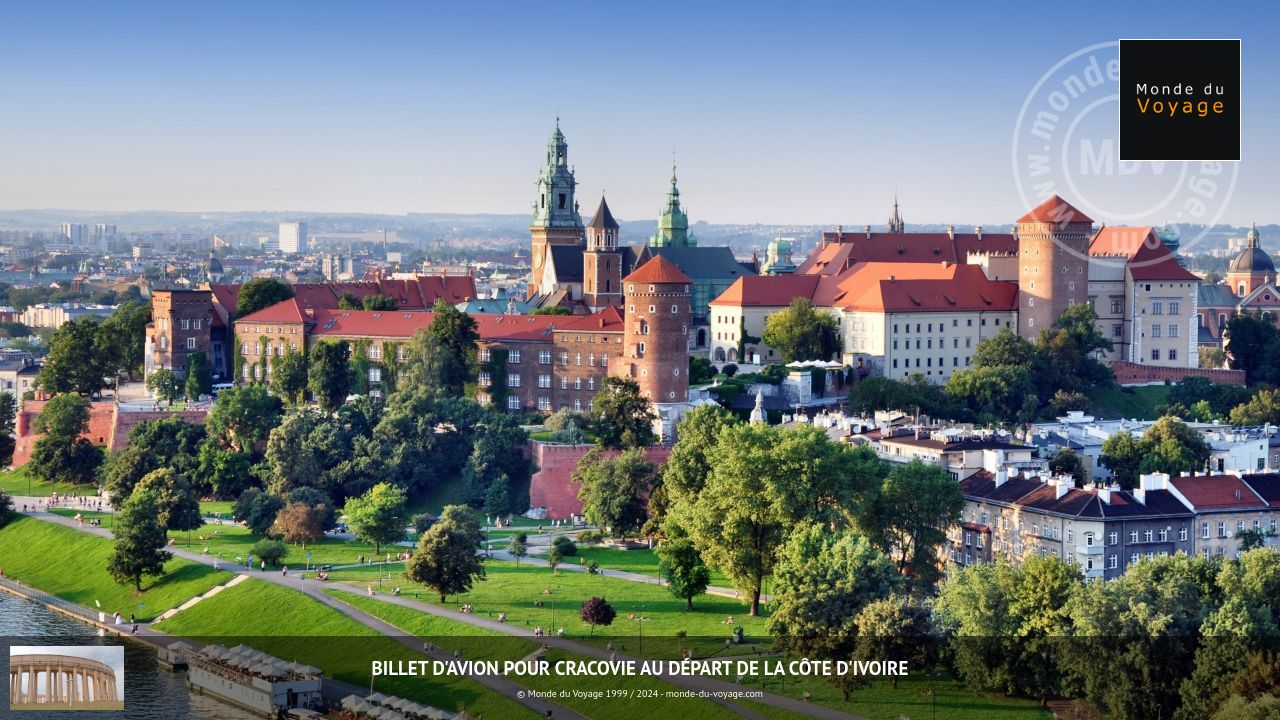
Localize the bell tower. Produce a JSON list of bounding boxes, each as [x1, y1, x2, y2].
[[529, 119, 586, 298], [650, 161, 695, 248], [583, 196, 622, 309]]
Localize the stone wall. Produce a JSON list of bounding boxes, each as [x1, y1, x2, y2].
[[527, 441, 672, 519], [1109, 361, 1246, 386], [11, 401, 207, 468]]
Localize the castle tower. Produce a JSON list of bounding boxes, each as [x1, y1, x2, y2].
[[529, 119, 585, 298], [1226, 223, 1274, 298], [1016, 195, 1094, 338], [612, 256, 692, 439], [887, 193, 904, 233], [583, 196, 623, 309], [650, 162, 696, 248]]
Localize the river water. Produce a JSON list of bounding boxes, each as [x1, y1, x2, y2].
[[1, 592, 258, 719]]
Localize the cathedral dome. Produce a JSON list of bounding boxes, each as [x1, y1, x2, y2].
[[1229, 224, 1274, 275]]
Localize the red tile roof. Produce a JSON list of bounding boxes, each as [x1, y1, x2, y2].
[[235, 298, 310, 324], [1018, 195, 1093, 224], [801, 232, 1017, 275], [211, 276, 477, 316], [709, 275, 822, 307], [1088, 227, 1198, 281], [1170, 474, 1267, 510], [624, 256, 692, 284], [557, 306, 625, 332], [811, 262, 1018, 313]]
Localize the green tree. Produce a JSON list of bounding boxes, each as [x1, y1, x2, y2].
[[858, 459, 963, 588], [574, 447, 654, 537], [250, 538, 288, 567], [308, 341, 352, 412], [134, 468, 202, 534], [530, 305, 570, 316], [205, 385, 283, 454], [197, 444, 255, 499], [1139, 415, 1212, 477], [1048, 448, 1087, 485], [946, 364, 1038, 423], [269, 345, 309, 406], [662, 404, 737, 505], [362, 294, 398, 311], [236, 278, 294, 318], [1230, 389, 1280, 426], [404, 504, 486, 602], [655, 537, 711, 610], [761, 297, 839, 362], [0, 490, 14, 528], [590, 376, 656, 450], [1100, 430, 1145, 489], [184, 351, 213, 400], [30, 393, 102, 486], [107, 488, 172, 592], [579, 596, 616, 636], [0, 391, 15, 467], [147, 369, 180, 405], [36, 317, 111, 394], [98, 301, 151, 378], [852, 596, 935, 690], [232, 488, 285, 536], [547, 543, 563, 574], [337, 292, 362, 310], [768, 524, 900, 677], [1037, 302, 1114, 392], [103, 417, 205, 503], [1212, 694, 1280, 720], [343, 482, 407, 555], [1226, 312, 1280, 385], [509, 533, 528, 566], [400, 298, 479, 396]]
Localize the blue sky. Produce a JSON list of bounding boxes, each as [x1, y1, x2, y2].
[[0, 1, 1274, 226]]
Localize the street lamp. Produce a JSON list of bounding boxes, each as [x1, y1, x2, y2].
[[633, 605, 648, 655]]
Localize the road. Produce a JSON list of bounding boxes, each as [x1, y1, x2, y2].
[[16, 504, 863, 720]]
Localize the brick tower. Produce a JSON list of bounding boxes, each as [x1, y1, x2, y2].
[[1016, 195, 1094, 338], [582, 196, 623, 309], [528, 119, 585, 299], [611, 256, 692, 440]]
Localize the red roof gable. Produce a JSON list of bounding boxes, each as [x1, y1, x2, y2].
[[624, 256, 691, 284], [557, 306, 625, 332], [808, 262, 1017, 313], [1018, 195, 1093, 224], [1170, 475, 1267, 510], [710, 275, 822, 307], [236, 298, 309, 324], [1088, 227, 1198, 282]]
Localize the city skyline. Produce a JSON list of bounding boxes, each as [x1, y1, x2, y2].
[[0, 1, 1275, 226]]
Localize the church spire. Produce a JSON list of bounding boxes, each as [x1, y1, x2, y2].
[[652, 157, 694, 248], [887, 191, 904, 233], [532, 119, 583, 232]]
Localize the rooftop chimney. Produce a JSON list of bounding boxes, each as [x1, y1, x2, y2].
[[947, 225, 955, 240], [975, 225, 983, 240], [1055, 480, 1070, 500], [994, 467, 1008, 487]]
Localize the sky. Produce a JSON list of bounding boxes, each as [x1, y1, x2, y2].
[[0, 1, 1275, 226]]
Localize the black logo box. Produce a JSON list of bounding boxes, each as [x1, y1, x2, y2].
[[1119, 39, 1240, 161]]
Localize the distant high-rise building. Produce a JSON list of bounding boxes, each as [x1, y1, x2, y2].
[[278, 222, 308, 254], [59, 223, 88, 247]]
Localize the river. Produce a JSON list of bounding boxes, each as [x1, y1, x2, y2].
[[1, 592, 259, 719]]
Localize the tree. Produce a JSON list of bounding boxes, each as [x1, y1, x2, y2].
[[269, 345, 308, 406], [308, 341, 352, 412], [1140, 415, 1212, 477], [590, 377, 656, 450], [530, 305, 571, 316], [1212, 695, 1280, 720], [761, 297, 839, 362], [1049, 448, 1087, 485], [184, 351, 213, 400], [574, 447, 654, 537], [1037, 303, 1114, 392], [579, 596, 616, 636], [338, 292, 362, 310], [656, 537, 710, 610], [662, 404, 737, 505], [404, 504, 486, 602], [688, 356, 715, 384], [547, 543, 563, 573], [36, 317, 111, 395], [401, 298, 479, 396], [1230, 389, 1280, 426], [343, 482, 407, 555], [1200, 346, 1228, 369], [103, 417, 206, 503], [147, 369, 180, 405], [509, 533, 528, 566], [768, 524, 900, 676], [236, 278, 294, 318], [0, 391, 15, 467], [0, 489, 14, 528], [134, 468, 202, 535], [852, 596, 935, 690], [362, 294, 398, 311], [205, 385, 283, 454], [858, 460, 963, 589], [1100, 430, 1145, 489], [250, 538, 288, 567], [1226, 312, 1280, 385], [946, 364, 1038, 423], [1236, 528, 1276, 552], [30, 393, 102, 486], [197, 444, 254, 499], [107, 489, 172, 592], [273, 501, 328, 548], [233, 488, 285, 536]]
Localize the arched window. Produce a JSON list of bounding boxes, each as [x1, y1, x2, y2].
[[714, 347, 726, 362]]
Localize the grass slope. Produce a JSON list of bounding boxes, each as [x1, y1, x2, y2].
[[0, 465, 96, 498], [1087, 383, 1171, 420], [156, 579, 536, 720], [0, 515, 232, 621]]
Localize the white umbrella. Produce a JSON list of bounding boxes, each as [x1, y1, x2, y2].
[[367, 692, 388, 703], [341, 695, 361, 711]]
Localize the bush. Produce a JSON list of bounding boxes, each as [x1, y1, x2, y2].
[[552, 535, 577, 556], [576, 530, 604, 545], [250, 539, 288, 567], [545, 408, 590, 433], [585, 560, 600, 575], [722, 363, 738, 377]]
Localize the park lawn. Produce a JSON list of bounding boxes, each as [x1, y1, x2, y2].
[[0, 465, 95, 498], [538, 545, 744, 592], [1086, 383, 1170, 420], [326, 592, 743, 720], [337, 559, 767, 660], [171, 517, 403, 568], [199, 500, 236, 517], [738, 670, 1051, 720], [156, 579, 537, 720], [0, 515, 232, 621]]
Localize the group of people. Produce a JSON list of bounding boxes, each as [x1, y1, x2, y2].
[[458, 604, 474, 614], [532, 626, 564, 638]]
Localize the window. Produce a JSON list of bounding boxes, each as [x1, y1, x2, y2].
[[1130, 553, 1140, 565], [186, 337, 196, 350], [539, 350, 551, 364], [559, 351, 568, 365], [1153, 300, 1163, 315], [368, 367, 381, 383], [1158, 529, 1168, 542], [1129, 530, 1138, 543], [1144, 530, 1154, 543], [1179, 528, 1188, 541], [181, 319, 191, 330], [1151, 349, 1161, 361], [1108, 531, 1118, 545], [479, 349, 491, 363], [1218, 521, 1226, 538], [478, 372, 491, 387], [538, 374, 551, 388], [601, 354, 608, 367], [1169, 324, 1179, 338], [537, 397, 550, 411], [1152, 325, 1162, 338], [588, 377, 595, 390], [369, 344, 382, 360], [507, 396, 521, 411], [560, 377, 568, 389], [1111, 299, 1123, 314], [242, 343, 249, 355], [508, 350, 521, 364], [1202, 522, 1210, 539], [1109, 555, 1118, 569], [1114, 324, 1123, 337], [574, 377, 582, 390], [507, 373, 520, 388], [1169, 300, 1180, 315], [1067, 530, 1074, 543], [588, 353, 595, 367]]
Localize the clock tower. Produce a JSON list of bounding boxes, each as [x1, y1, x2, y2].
[[529, 119, 585, 299]]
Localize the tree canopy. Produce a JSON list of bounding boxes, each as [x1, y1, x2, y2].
[[590, 376, 656, 450], [236, 278, 294, 318], [761, 297, 839, 362]]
